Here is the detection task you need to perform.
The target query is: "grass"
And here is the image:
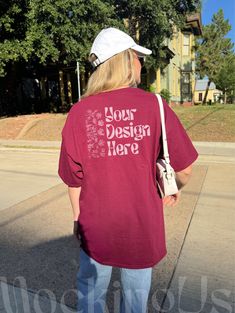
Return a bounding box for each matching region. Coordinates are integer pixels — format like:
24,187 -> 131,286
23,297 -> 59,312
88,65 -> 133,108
172,104 -> 235,142
0,103 -> 234,143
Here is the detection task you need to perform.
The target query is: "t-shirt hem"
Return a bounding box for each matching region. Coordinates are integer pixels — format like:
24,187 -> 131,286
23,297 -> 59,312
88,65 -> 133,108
82,249 -> 167,269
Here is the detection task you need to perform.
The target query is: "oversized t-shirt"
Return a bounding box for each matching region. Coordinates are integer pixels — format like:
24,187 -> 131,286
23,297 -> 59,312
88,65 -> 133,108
58,86 -> 198,269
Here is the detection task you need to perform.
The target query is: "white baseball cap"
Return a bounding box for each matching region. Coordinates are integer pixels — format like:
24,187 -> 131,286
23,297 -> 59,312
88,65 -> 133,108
89,27 -> 152,67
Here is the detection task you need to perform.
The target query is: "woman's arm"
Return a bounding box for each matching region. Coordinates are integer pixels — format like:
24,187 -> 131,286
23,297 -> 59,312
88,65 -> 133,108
68,186 -> 82,241
163,164 -> 193,207
68,186 -> 81,221
175,164 -> 193,190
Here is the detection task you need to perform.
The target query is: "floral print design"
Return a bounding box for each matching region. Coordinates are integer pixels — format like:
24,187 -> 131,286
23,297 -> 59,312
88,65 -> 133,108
86,110 -> 106,158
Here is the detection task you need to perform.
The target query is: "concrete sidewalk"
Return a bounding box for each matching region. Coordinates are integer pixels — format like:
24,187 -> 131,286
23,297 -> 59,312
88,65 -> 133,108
161,163 -> 235,313
0,139 -> 235,160
0,140 -> 234,312
1,138 -> 235,150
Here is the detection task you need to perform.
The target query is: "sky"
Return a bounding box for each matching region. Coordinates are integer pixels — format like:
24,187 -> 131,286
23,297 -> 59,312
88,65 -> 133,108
201,0 -> 235,49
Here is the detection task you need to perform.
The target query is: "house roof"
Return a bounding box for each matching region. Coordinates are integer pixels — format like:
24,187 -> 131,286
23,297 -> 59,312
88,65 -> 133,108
186,13 -> 202,35
195,80 -> 216,91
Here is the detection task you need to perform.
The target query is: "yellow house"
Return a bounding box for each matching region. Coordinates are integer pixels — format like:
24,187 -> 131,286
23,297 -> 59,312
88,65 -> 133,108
80,14 -> 202,107
146,13 -> 202,106
194,80 -> 223,104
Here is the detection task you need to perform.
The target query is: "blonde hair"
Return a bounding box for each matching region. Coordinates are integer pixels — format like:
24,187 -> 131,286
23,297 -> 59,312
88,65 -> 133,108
81,49 -> 137,98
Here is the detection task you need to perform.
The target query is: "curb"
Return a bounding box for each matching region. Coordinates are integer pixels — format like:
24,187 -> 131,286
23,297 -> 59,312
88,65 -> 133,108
1,139 -> 235,152
0,139 -> 61,149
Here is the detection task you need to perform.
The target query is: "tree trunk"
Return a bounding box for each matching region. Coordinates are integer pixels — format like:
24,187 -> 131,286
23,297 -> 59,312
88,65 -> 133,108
67,73 -> 73,106
81,71 -> 86,95
224,91 -> 227,104
6,63 -> 18,115
59,70 -> 65,110
39,76 -> 48,112
192,79 -> 196,105
203,80 -> 211,104
40,76 -> 47,101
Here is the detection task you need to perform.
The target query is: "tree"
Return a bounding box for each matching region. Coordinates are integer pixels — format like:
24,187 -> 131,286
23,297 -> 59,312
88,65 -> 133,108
0,0 -> 122,114
215,54 -> 235,103
109,0 -> 201,71
0,1 -> 29,114
0,1 -> 28,76
0,0 -> 201,114
0,0 -> 201,76
195,9 -> 234,104
0,0 -> 121,76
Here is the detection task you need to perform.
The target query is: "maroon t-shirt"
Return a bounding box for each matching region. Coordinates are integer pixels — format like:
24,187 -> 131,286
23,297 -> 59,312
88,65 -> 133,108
58,87 -> 198,269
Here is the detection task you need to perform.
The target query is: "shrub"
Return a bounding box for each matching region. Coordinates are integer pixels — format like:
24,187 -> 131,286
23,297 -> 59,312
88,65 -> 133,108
160,89 -> 171,103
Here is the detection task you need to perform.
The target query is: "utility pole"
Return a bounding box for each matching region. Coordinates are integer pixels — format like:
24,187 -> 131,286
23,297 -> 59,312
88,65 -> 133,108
76,61 -> 81,101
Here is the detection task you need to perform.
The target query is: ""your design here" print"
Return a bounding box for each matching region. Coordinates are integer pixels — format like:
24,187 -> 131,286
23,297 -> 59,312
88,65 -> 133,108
105,107 -> 151,156
85,107 -> 151,158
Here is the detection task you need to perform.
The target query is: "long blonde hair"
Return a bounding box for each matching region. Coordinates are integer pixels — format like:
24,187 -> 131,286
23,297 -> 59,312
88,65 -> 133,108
82,48 -> 137,98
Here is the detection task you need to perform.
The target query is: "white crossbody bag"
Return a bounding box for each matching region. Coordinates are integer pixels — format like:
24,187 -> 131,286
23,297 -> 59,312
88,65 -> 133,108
155,94 -> 179,198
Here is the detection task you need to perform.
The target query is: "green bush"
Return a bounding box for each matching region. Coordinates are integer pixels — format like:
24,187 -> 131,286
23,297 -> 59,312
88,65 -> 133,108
148,85 -> 156,93
160,89 -> 171,103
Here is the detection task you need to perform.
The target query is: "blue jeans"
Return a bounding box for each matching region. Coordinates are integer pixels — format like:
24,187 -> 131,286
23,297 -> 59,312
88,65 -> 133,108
76,248 -> 152,313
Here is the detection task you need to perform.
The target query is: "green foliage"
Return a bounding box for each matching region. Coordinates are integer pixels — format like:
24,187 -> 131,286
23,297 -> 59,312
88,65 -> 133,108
215,54 -> 235,103
0,1 -> 27,75
0,0 -> 201,76
110,0 -> 201,71
0,0 -> 122,75
147,85 -> 172,103
25,0 -> 122,67
160,88 -> 171,103
148,84 -> 156,93
195,9 -> 234,102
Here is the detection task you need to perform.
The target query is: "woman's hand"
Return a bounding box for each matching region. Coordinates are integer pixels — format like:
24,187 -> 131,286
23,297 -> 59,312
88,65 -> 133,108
163,191 -> 181,207
73,221 -> 81,241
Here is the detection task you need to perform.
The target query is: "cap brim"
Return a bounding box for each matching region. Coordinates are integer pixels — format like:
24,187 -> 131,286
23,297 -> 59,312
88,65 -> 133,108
131,44 -> 152,56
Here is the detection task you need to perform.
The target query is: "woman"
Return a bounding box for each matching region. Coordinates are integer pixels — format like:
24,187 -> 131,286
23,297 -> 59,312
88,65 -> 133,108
58,27 -> 198,313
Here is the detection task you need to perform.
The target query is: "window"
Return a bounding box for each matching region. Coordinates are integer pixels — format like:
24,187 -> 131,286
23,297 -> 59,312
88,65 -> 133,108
183,33 -> 190,56
199,93 -> 203,101
182,72 -> 190,95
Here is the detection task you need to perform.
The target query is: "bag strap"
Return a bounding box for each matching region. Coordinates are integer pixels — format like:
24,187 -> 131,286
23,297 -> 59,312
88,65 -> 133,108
155,94 -> 171,165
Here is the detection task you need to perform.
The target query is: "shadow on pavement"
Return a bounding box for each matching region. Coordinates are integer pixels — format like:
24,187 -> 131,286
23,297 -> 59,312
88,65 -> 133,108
0,235 -> 80,309
0,165 -> 209,312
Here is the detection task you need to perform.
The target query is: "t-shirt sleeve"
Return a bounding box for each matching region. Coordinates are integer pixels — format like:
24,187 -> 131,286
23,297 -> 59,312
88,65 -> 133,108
159,98 -> 198,172
58,107 -> 84,187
